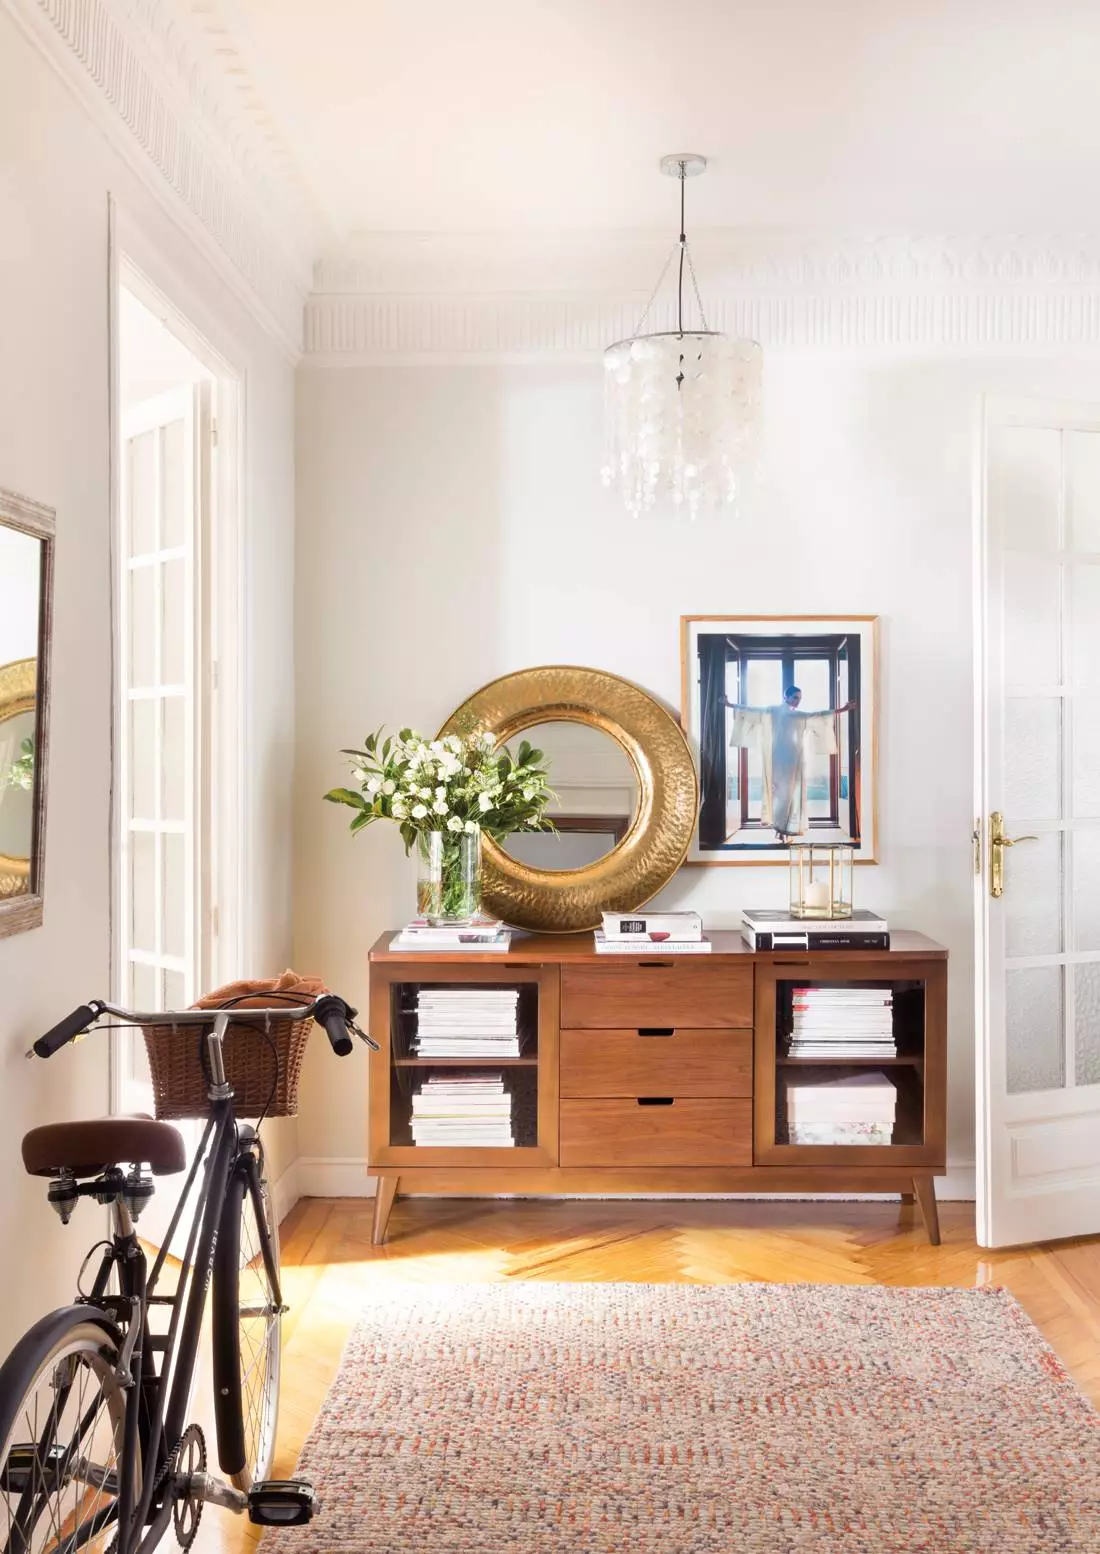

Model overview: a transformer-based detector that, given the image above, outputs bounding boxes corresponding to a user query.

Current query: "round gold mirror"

[440,666,698,933]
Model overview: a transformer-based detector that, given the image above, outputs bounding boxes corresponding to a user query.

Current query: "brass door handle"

[989,811,1039,898]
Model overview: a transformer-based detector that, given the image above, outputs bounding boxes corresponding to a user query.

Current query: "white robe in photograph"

[728,704,838,838]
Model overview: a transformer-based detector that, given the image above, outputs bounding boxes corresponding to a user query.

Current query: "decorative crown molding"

[306,231,1100,360]
[4,0,318,353]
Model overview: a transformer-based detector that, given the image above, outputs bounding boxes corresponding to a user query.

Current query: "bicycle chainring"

[171,1423,207,1551]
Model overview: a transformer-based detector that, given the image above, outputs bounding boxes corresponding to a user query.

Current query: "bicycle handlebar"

[33,1001,106,1059]
[29,993,377,1060]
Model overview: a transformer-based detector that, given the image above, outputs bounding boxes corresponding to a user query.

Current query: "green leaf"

[382,736,392,761]
[324,787,368,808]
[399,821,417,853]
[349,811,373,833]
[527,748,543,766]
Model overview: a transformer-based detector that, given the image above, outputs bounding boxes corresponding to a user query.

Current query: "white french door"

[117,383,214,1116]
[976,397,1100,1247]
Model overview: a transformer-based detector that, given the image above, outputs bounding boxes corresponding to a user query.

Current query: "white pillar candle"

[803,879,829,909]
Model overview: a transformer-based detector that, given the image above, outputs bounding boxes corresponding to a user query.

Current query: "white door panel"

[116,382,213,1247]
[977,398,1100,1248]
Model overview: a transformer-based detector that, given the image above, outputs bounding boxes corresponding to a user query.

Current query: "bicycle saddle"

[22,1116,187,1178]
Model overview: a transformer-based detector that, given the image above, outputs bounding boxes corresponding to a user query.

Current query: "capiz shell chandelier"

[602,154,762,518]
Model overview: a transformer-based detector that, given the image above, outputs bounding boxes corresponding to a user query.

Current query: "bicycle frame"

[75,1009,290,1554]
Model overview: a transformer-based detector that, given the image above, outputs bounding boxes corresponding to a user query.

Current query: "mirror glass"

[498,720,638,870]
[0,524,42,900]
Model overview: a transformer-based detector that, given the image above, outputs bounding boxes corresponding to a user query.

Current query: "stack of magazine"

[787,986,896,1059]
[389,916,512,953]
[785,1071,897,1146]
[593,911,712,955]
[414,988,521,1059]
[410,1073,514,1147]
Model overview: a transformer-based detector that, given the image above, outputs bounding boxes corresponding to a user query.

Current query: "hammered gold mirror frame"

[440,666,699,933]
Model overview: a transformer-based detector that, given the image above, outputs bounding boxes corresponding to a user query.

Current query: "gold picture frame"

[680,614,879,866]
[441,666,699,932]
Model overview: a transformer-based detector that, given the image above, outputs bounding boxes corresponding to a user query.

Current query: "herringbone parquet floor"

[209,1195,1100,1550]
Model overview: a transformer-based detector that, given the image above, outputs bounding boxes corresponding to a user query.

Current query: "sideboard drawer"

[560,1098,752,1167]
[560,960,753,1029]
[560,1028,752,1098]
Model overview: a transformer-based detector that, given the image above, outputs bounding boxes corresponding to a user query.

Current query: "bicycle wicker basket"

[141,973,323,1121]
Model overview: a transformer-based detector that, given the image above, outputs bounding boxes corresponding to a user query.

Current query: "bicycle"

[0,989,376,1552]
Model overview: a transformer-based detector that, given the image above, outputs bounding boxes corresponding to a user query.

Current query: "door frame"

[108,202,245,1117]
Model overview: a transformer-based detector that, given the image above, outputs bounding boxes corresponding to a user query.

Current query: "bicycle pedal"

[247,1479,320,1526]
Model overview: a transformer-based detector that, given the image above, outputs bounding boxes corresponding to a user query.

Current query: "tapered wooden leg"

[371,1175,399,1245]
[912,1175,941,1245]
[900,1192,915,1205]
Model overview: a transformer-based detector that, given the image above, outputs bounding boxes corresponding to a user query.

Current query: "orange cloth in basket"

[192,969,327,1012]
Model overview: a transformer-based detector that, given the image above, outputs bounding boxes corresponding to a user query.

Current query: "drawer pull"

[637,960,673,969]
[637,1027,674,1038]
[637,1097,674,1106]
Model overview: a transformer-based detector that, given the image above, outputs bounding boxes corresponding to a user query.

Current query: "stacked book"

[389,917,513,953]
[594,910,712,955]
[742,909,889,951]
[787,986,896,1059]
[410,1073,514,1147]
[414,988,521,1059]
[785,1071,897,1146]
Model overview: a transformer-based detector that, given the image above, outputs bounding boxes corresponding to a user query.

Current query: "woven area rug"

[266,1281,1100,1552]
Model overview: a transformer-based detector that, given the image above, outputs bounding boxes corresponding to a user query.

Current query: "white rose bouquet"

[325,727,554,852]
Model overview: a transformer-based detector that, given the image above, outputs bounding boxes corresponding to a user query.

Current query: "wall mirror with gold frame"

[440,666,698,933]
[0,488,54,938]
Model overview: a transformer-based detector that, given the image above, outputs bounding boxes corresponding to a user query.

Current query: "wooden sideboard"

[366,930,948,1246]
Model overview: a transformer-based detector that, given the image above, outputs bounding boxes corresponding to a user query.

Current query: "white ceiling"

[219,0,1100,242]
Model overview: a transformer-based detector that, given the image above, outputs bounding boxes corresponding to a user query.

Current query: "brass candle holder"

[789,843,853,919]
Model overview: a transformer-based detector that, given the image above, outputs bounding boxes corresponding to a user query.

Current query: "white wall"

[293,351,1100,1191]
[0,8,297,1349]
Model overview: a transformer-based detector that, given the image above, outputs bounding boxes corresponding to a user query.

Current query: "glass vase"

[416,828,482,925]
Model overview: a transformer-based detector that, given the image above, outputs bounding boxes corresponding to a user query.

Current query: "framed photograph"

[681,615,878,865]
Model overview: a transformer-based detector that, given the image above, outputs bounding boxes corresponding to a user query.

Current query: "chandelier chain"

[632,244,676,337]
[630,159,710,338]
[684,240,710,333]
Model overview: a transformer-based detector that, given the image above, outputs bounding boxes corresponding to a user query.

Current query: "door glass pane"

[129,567,157,687]
[129,698,156,820]
[1073,700,1100,818]
[1070,565,1100,690]
[1004,832,1064,958]
[1073,830,1100,951]
[161,558,186,685]
[991,425,1061,552]
[1075,963,1100,1086]
[164,969,187,1012]
[160,419,187,549]
[128,430,158,554]
[130,832,157,955]
[1066,430,1100,552]
[162,696,185,823]
[1004,556,1061,688]
[129,960,157,1014]
[1006,965,1065,1093]
[163,833,186,961]
[1005,698,1062,820]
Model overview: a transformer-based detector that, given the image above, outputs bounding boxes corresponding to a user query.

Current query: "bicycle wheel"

[212,1162,282,1492]
[0,1310,130,1553]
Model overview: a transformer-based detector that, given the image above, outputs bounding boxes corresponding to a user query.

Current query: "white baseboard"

[271,1157,303,1224]
[298,1156,378,1198]
[293,1157,977,1203]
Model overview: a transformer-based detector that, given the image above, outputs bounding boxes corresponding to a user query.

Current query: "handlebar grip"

[34,1002,102,1059]
[314,994,355,1058]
